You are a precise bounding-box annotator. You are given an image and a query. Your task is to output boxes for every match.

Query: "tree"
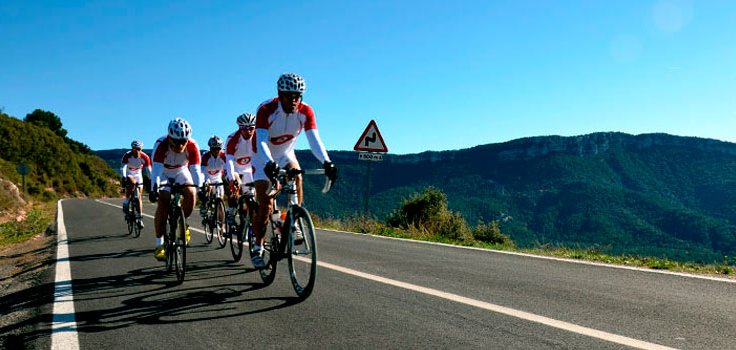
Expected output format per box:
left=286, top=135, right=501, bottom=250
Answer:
left=24, top=109, right=67, bottom=138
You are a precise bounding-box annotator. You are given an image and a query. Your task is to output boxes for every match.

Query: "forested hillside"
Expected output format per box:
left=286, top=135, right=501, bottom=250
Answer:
left=0, top=111, right=118, bottom=205
left=98, top=132, right=736, bottom=263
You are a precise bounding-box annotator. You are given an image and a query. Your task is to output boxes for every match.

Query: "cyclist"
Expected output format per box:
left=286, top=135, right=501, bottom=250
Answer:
left=148, top=118, right=204, bottom=260
left=199, top=135, right=227, bottom=215
left=224, top=113, right=257, bottom=218
left=120, top=140, right=152, bottom=228
left=250, top=72, right=338, bottom=269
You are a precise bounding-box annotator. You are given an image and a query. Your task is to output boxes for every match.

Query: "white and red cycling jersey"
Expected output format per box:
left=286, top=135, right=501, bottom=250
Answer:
left=120, top=151, right=151, bottom=184
left=253, top=98, right=330, bottom=180
left=150, top=136, right=204, bottom=190
left=225, top=130, right=255, bottom=184
left=202, top=150, right=226, bottom=182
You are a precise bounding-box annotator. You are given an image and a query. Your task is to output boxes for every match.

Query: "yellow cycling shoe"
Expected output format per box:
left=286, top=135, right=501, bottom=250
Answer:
left=154, top=245, right=166, bottom=261
left=185, top=225, right=191, bottom=245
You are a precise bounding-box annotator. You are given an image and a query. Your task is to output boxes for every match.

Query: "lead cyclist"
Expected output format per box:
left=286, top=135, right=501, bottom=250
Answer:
left=250, top=72, right=337, bottom=269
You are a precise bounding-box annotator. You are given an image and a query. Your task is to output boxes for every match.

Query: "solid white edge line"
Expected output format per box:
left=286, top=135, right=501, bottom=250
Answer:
left=51, top=199, right=80, bottom=350
left=94, top=199, right=676, bottom=349
left=317, top=260, right=678, bottom=350
left=318, top=228, right=736, bottom=284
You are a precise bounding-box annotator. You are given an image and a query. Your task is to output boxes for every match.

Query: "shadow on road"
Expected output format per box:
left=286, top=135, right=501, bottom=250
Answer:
left=0, top=256, right=303, bottom=347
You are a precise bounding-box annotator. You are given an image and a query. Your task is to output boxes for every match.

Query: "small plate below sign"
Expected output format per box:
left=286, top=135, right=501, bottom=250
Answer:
left=358, top=153, right=383, bottom=161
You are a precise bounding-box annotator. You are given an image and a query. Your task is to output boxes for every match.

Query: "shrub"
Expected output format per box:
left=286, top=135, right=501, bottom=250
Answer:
left=473, top=220, right=513, bottom=245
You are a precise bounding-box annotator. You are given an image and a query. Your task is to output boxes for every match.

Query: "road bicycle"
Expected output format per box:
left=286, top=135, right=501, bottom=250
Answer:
left=254, top=168, right=332, bottom=299
left=226, top=185, right=257, bottom=262
left=124, top=182, right=144, bottom=238
left=161, top=181, right=197, bottom=284
left=200, top=182, right=227, bottom=248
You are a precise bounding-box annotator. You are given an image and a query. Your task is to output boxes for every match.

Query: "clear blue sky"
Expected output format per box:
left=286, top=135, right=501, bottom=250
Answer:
left=1, top=0, right=735, bottom=154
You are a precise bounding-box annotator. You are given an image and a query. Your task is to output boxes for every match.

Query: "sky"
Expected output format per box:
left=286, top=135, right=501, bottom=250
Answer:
left=1, top=0, right=735, bottom=155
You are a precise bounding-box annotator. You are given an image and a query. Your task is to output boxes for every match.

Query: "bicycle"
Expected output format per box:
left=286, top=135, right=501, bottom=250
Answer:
left=159, top=180, right=197, bottom=284
left=226, top=185, right=257, bottom=262
left=124, top=182, right=144, bottom=238
left=200, top=182, right=227, bottom=248
left=254, top=168, right=332, bottom=299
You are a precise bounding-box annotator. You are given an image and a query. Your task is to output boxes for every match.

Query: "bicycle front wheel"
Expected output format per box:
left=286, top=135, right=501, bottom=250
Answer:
left=126, top=209, right=134, bottom=236
left=132, top=199, right=141, bottom=238
left=230, top=210, right=246, bottom=262
left=174, top=207, right=187, bottom=283
left=287, top=206, right=317, bottom=299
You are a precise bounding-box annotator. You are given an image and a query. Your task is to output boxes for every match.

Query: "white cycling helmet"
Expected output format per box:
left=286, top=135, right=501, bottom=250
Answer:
left=208, top=135, right=223, bottom=148
left=277, top=72, right=306, bottom=93
left=168, top=118, right=192, bottom=141
left=236, top=113, right=256, bottom=126
left=131, top=140, right=143, bottom=149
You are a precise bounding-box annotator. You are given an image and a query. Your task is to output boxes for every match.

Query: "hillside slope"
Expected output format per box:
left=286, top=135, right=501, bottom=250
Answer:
left=0, top=113, right=118, bottom=201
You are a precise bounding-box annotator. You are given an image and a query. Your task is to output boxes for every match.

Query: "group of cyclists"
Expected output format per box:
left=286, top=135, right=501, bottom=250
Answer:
left=119, top=72, right=338, bottom=269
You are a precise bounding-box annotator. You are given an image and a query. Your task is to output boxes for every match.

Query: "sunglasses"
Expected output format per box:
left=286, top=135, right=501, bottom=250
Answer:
left=171, top=139, right=188, bottom=146
left=132, top=148, right=142, bottom=151
left=210, top=147, right=221, bottom=151
left=279, top=92, right=302, bottom=100
left=240, top=126, right=255, bottom=131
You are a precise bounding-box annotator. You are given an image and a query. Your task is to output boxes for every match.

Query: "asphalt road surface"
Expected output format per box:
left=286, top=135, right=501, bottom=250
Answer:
left=34, top=199, right=736, bottom=349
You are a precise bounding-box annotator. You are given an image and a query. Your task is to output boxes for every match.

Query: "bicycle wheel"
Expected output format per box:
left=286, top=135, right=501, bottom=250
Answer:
left=132, top=199, right=141, bottom=238
left=257, top=219, right=279, bottom=285
left=287, top=206, right=317, bottom=299
left=217, top=204, right=228, bottom=249
left=203, top=202, right=214, bottom=244
left=174, top=207, right=187, bottom=283
left=126, top=208, right=134, bottom=235
left=165, top=218, right=174, bottom=273
left=230, top=209, right=246, bottom=262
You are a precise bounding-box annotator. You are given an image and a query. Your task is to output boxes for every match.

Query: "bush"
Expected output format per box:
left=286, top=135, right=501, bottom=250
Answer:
left=387, top=187, right=474, bottom=242
left=473, top=220, right=513, bottom=245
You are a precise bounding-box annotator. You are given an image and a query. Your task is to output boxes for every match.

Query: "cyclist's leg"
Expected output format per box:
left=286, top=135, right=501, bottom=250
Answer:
left=253, top=180, right=271, bottom=247
left=155, top=190, right=171, bottom=239
left=284, top=151, right=303, bottom=205
left=132, top=174, right=144, bottom=215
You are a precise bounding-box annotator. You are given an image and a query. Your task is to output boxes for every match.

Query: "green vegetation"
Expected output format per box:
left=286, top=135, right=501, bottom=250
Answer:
left=0, top=203, right=54, bottom=245
left=0, top=111, right=118, bottom=199
left=316, top=186, right=514, bottom=249
left=1, top=110, right=120, bottom=246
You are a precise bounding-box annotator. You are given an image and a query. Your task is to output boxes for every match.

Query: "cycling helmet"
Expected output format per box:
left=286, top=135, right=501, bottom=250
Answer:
left=208, top=135, right=223, bottom=148
left=277, top=72, right=306, bottom=93
left=168, top=117, right=192, bottom=140
left=236, top=113, right=256, bottom=126
left=131, top=140, right=143, bottom=149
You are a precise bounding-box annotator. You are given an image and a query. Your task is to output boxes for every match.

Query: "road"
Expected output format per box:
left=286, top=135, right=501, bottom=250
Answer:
left=34, top=199, right=736, bottom=349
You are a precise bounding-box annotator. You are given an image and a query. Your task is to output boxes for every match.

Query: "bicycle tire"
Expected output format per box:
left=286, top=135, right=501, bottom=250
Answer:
left=217, top=205, right=228, bottom=249
left=165, top=217, right=175, bottom=273
left=132, top=198, right=141, bottom=238
left=230, top=208, right=246, bottom=262
left=174, top=207, right=186, bottom=283
left=286, top=206, right=317, bottom=299
left=126, top=207, right=134, bottom=235
left=257, top=217, right=279, bottom=286
left=203, top=201, right=214, bottom=244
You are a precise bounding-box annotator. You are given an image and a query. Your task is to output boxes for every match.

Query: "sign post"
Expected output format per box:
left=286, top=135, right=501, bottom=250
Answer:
left=354, top=120, right=388, bottom=218
left=16, top=163, right=30, bottom=193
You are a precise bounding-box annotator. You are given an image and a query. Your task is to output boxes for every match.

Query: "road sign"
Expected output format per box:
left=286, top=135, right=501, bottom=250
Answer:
left=16, top=163, right=30, bottom=176
left=354, top=120, right=388, bottom=153
left=358, top=153, right=383, bottom=161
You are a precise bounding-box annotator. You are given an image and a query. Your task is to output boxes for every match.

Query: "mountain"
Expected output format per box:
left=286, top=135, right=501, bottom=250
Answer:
left=96, top=132, right=736, bottom=263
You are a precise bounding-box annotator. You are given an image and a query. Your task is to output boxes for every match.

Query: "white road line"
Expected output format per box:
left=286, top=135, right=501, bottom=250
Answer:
left=95, top=199, right=676, bottom=349
left=320, top=228, right=736, bottom=284
left=51, top=200, right=80, bottom=350
left=317, top=260, right=678, bottom=350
